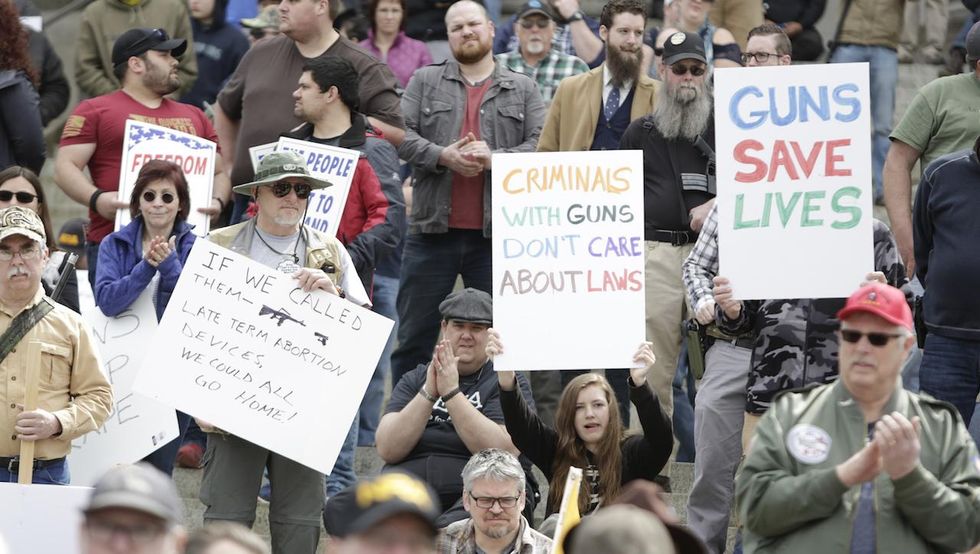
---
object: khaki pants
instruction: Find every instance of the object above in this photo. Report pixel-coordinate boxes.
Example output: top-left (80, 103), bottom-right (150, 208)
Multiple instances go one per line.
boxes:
top-left (901, 0), bottom-right (948, 51)
top-left (644, 240), bottom-right (694, 419)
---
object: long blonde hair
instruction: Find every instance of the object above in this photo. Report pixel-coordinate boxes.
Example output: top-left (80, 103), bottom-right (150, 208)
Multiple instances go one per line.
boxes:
top-left (548, 373), bottom-right (624, 513)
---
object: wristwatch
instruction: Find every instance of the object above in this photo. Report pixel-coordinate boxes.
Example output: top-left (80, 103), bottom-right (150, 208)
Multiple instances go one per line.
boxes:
top-left (441, 387), bottom-right (462, 403)
top-left (419, 386), bottom-right (438, 403)
top-left (568, 10), bottom-right (585, 22)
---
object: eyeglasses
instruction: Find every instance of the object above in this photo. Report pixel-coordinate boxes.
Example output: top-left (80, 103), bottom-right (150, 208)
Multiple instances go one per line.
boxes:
top-left (519, 18), bottom-right (551, 29)
top-left (741, 51), bottom-right (779, 64)
top-left (839, 329), bottom-right (905, 347)
top-left (0, 246), bottom-right (40, 262)
top-left (85, 519), bottom-right (166, 546)
top-left (0, 191), bottom-right (38, 204)
top-left (142, 190), bottom-right (176, 204)
top-left (670, 63), bottom-right (706, 76)
top-left (468, 492), bottom-right (521, 509)
top-left (270, 181), bottom-right (313, 199)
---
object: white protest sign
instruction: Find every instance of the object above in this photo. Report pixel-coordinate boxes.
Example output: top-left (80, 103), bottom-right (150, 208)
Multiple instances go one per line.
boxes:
top-left (249, 142), bottom-right (277, 173)
top-left (275, 137), bottom-right (358, 239)
top-left (70, 272), bottom-right (179, 486)
top-left (491, 151), bottom-right (645, 371)
top-left (116, 119), bottom-right (216, 237)
top-left (714, 63), bottom-right (874, 299)
top-left (133, 241), bottom-right (393, 474)
top-left (0, 483), bottom-right (90, 553)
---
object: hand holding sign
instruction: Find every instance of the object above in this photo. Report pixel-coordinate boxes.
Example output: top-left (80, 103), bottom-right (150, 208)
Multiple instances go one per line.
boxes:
top-left (486, 328), bottom-right (518, 391)
top-left (292, 267), bottom-right (339, 295)
top-left (712, 276), bottom-right (742, 320)
top-left (630, 342), bottom-right (655, 386)
top-left (14, 407), bottom-right (62, 441)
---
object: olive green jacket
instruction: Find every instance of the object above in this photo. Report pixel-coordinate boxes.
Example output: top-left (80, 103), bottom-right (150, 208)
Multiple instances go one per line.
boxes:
top-left (737, 380), bottom-right (980, 553)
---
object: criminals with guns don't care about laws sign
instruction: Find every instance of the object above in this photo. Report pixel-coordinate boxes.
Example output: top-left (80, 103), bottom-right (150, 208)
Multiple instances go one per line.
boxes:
top-left (133, 241), bottom-right (393, 474)
top-left (491, 150), bottom-right (645, 372)
top-left (714, 63), bottom-right (874, 300)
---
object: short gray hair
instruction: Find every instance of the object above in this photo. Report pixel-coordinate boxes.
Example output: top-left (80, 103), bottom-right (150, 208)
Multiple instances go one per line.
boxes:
top-left (185, 522), bottom-right (270, 554)
top-left (462, 449), bottom-right (525, 493)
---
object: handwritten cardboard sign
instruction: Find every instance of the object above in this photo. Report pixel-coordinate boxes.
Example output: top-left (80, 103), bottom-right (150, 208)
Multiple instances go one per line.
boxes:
top-left (0, 483), bottom-right (90, 553)
top-left (274, 137), bottom-right (359, 239)
top-left (491, 151), bottom-right (645, 371)
top-left (116, 119), bottom-right (216, 237)
top-left (133, 241), bottom-right (393, 474)
top-left (714, 63), bottom-right (874, 299)
top-left (70, 272), bottom-right (178, 486)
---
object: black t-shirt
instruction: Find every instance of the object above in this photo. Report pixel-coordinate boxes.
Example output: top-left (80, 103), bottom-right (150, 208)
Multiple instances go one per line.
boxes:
top-left (385, 360), bottom-right (534, 461)
top-left (620, 115), bottom-right (716, 233)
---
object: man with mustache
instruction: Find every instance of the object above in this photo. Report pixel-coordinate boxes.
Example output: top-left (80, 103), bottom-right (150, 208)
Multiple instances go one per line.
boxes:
top-left (619, 31), bottom-right (714, 418)
top-left (0, 206), bottom-right (112, 485)
top-left (390, 0), bottom-right (543, 389)
top-left (55, 28), bottom-right (231, 288)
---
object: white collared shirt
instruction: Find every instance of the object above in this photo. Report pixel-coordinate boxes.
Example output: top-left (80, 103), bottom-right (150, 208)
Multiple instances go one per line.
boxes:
top-left (601, 64), bottom-right (634, 111)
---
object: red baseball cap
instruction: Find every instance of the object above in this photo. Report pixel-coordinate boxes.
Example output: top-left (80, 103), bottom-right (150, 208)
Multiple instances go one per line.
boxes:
top-left (837, 283), bottom-right (913, 331)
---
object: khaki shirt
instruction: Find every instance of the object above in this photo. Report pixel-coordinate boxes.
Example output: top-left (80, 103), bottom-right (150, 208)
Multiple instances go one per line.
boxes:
top-left (0, 288), bottom-right (112, 459)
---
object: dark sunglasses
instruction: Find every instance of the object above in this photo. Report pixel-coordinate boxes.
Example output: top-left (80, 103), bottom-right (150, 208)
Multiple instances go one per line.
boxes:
top-left (519, 18), bottom-right (550, 29)
top-left (839, 329), bottom-right (905, 347)
top-left (670, 63), bottom-right (706, 76)
top-left (142, 190), bottom-right (176, 204)
top-left (0, 191), bottom-right (38, 203)
top-left (271, 182), bottom-right (313, 199)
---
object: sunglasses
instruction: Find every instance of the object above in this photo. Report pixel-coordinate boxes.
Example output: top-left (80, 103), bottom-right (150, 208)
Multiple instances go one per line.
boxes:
top-left (741, 51), bottom-right (779, 64)
top-left (519, 18), bottom-right (550, 29)
top-left (839, 329), bottom-right (905, 347)
top-left (142, 190), bottom-right (176, 204)
top-left (0, 191), bottom-right (38, 203)
top-left (670, 63), bottom-right (706, 76)
top-left (271, 182), bottom-right (313, 199)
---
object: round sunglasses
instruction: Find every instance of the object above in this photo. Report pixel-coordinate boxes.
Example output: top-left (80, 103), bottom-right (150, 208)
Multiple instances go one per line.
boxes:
top-left (142, 190), bottom-right (176, 204)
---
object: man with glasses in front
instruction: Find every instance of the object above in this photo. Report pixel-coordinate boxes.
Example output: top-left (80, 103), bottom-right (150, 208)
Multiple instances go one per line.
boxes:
top-left (438, 449), bottom-right (552, 554)
top-left (736, 283), bottom-right (980, 553)
top-left (0, 206), bottom-right (112, 485)
top-left (200, 150), bottom-right (369, 554)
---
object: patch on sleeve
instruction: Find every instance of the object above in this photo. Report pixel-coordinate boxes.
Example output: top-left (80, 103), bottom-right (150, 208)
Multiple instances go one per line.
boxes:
top-left (786, 423), bottom-right (832, 464)
top-left (61, 115), bottom-right (86, 138)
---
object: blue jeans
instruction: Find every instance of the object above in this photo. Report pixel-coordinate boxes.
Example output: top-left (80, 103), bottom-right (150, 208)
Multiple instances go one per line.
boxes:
top-left (390, 230), bottom-right (492, 387)
top-left (829, 44), bottom-right (897, 201)
top-left (358, 273), bottom-right (399, 446)
top-left (919, 334), bottom-right (980, 426)
top-left (0, 457), bottom-right (70, 484)
top-left (144, 410), bottom-right (193, 476)
top-left (952, 9), bottom-right (980, 51)
top-left (86, 242), bottom-right (101, 289)
top-left (673, 338), bottom-right (696, 463)
top-left (325, 410), bottom-right (359, 497)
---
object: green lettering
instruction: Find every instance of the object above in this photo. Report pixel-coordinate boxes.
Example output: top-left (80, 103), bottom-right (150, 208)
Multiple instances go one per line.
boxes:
top-left (801, 190), bottom-right (825, 227)
top-left (830, 186), bottom-right (862, 229)
top-left (761, 192), bottom-right (772, 228)
top-left (776, 192), bottom-right (802, 227)
top-left (734, 194), bottom-right (760, 229)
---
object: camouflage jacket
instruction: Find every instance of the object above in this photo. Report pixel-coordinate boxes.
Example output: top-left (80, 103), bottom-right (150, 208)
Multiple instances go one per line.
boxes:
top-left (718, 219), bottom-right (909, 414)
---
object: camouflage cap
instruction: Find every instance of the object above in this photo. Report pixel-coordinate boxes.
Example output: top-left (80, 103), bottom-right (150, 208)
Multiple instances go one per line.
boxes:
top-left (0, 206), bottom-right (45, 246)
top-left (837, 283), bottom-right (913, 331)
top-left (241, 5), bottom-right (280, 29)
top-left (439, 288), bottom-right (492, 325)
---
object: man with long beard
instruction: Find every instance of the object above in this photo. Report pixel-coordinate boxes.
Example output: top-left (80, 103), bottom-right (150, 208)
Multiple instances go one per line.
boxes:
top-left (620, 31), bottom-right (715, 418)
top-left (538, 0), bottom-right (659, 153)
top-left (390, 0), bottom-right (543, 390)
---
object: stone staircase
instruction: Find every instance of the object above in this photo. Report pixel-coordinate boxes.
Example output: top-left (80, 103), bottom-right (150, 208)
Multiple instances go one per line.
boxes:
top-left (174, 448), bottom-right (740, 553)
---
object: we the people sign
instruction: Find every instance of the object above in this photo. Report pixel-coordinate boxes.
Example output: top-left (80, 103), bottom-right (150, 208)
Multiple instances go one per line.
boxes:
top-left (116, 120), bottom-right (216, 236)
top-left (491, 151), bottom-right (645, 371)
top-left (714, 63), bottom-right (873, 299)
top-left (133, 241), bottom-right (392, 474)
top-left (276, 137), bottom-right (359, 239)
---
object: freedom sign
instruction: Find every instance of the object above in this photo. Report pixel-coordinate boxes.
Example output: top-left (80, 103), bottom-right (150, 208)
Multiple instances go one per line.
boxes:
top-left (133, 241), bottom-right (393, 474)
top-left (275, 137), bottom-right (359, 239)
top-left (491, 151), bottom-right (645, 371)
top-left (69, 274), bottom-right (178, 486)
top-left (714, 63), bottom-right (874, 299)
top-left (116, 119), bottom-right (216, 236)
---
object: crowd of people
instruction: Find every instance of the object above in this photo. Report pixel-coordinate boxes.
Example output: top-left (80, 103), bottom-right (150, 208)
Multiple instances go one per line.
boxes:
top-left (0, 0), bottom-right (979, 552)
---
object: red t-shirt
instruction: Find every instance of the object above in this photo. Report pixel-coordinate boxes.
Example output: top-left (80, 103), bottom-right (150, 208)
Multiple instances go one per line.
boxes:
top-left (448, 79), bottom-right (492, 230)
top-left (59, 91), bottom-right (220, 243)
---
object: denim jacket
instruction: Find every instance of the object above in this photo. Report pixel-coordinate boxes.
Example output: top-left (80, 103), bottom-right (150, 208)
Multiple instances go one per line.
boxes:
top-left (398, 60), bottom-right (545, 237)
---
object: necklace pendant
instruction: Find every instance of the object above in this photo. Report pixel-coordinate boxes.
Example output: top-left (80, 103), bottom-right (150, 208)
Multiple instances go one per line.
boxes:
top-left (276, 258), bottom-right (302, 275)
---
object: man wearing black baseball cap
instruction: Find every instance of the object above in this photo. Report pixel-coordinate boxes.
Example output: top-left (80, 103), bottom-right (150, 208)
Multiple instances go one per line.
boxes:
top-left (56, 27), bottom-right (231, 290)
top-left (74, 0), bottom-right (197, 98)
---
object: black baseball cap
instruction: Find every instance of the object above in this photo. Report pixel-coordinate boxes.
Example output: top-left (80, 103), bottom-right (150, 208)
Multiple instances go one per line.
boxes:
top-left (112, 27), bottom-right (187, 67)
top-left (662, 31), bottom-right (707, 66)
top-left (323, 472), bottom-right (440, 538)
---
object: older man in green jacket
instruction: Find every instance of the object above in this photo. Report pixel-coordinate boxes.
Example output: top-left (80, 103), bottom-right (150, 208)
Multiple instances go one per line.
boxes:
top-left (736, 282), bottom-right (980, 554)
